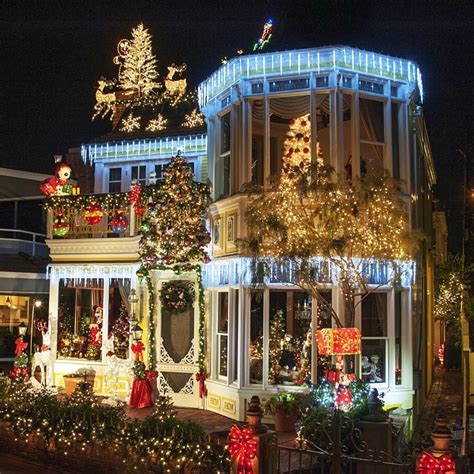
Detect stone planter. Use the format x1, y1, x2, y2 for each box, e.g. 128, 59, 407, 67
63, 376, 83, 395
273, 411, 298, 432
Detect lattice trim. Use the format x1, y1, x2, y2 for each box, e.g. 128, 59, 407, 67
159, 338, 195, 365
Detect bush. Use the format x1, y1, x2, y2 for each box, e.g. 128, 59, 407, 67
264, 391, 308, 416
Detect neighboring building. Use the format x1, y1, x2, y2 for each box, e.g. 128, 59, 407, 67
43, 46, 436, 428
0, 168, 50, 368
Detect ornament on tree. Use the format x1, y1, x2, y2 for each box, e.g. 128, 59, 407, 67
53, 213, 70, 237
110, 210, 129, 234
139, 152, 210, 270
40, 156, 73, 196
84, 203, 104, 225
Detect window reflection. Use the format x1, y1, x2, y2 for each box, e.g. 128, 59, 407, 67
58, 280, 104, 360
359, 98, 385, 175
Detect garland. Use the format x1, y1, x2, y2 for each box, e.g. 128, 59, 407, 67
145, 275, 156, 370
160, 280, 195, 313
0, 379, 230, 470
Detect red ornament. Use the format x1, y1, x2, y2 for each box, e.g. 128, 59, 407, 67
290, 119, 295, 125
416, 451, 455, 472
84, 203, 103, 225
288, 147, 294, 154
303, 147, 309, 154
303, 136, 310, 143
226, 425, 257, 474
301, 120, 307, 127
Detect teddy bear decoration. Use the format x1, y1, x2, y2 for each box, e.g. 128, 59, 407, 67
40, 155, 75, 196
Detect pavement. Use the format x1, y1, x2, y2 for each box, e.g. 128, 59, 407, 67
0, 453, 67, 473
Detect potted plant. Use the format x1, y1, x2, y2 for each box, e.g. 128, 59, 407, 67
63, 372, 84, 395
264, 391, 308, 432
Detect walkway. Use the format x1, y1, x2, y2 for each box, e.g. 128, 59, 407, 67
412, 367, 464, 446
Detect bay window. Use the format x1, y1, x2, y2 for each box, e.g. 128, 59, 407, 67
216, 291, 229, 379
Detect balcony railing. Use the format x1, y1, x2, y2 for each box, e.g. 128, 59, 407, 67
0, 228, 48, 257
45, 193, 143, 240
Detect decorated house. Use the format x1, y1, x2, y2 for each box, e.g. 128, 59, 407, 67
43, 24, 435, 427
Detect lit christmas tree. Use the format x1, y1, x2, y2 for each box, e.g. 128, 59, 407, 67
282, 114, 323, 173
119, 23, 159, 96
139, 152, 211, 269
112, 302, 129, 359
268, 309, 287, 384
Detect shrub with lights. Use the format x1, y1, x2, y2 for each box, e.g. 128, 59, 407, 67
0, 380, 230, 470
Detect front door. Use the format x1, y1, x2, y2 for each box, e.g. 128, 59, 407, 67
155, 274, 199, 408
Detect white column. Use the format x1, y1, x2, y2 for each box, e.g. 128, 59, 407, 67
48, 278, 60, 385
101, 277, 110, 363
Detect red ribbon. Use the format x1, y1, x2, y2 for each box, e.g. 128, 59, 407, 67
131, 341, 145, 361
226, 424, 257, 474
195, 372, 208, 398
416, 451, 455, 472
14, 337, 28, 357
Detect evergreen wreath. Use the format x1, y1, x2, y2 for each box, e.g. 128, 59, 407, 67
160, 280, 195, 313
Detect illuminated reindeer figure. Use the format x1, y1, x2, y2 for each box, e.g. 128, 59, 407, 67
164, 63, 187, 97
93, 77, 117, 120
32, 320, 53, 386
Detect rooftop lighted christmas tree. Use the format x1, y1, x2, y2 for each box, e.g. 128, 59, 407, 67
120, 23, 159, 96
139, 152, 211, 270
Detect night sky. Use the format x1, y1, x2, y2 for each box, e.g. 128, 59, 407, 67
1, 0, 473, 251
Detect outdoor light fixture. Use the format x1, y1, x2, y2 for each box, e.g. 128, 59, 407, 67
128, 288, 139, 326
130, 323, 143, 341
34, 300, 42, 308
18, 322, 27, 337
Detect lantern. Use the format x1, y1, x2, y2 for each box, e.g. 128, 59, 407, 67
110, 210, 129, 234
84, 203, 103, 225
316, 328, 361, 356
53, 214, 70, 236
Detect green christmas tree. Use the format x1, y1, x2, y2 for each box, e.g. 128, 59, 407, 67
139, 152, 211, 270
120, 23, 159, 96
268, 309, 287, 384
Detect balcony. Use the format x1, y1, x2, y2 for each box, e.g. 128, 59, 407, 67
45, 192, 145, 262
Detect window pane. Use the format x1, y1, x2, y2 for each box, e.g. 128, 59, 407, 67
249, 291, 263, 384
360, 98, 384, 142
361, 339, 386, 383
109, 182, 121, 193
108, 279, 131, 360
221, 113, 231, 153
362, 293, 387, 337
219, 335, 228, 377
395, 291, 402, 385
132, 166, 146, 184
360, 142, 384, 176
230, 290, 239, 383
218, 292, 228, 333
57, 279, 104, 360
343, 94, 353, 182
109, 168, 121, 181
391, 102, 400, 179
268, 290, 312, 386
251, 134, 264, 185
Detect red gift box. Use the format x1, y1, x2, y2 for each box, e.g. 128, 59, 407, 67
316, 328, 361, 356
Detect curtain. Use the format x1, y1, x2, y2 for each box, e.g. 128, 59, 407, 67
117, 280, 131, 314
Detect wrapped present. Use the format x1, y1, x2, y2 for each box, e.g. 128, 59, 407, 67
316, 328, 361, 356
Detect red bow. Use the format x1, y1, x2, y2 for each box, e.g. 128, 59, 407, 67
195, 372, 208, 398
226, 425, 257, 474
416, 451, 455, 472
15, 338, 28, 357
131, 341, 145, 361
